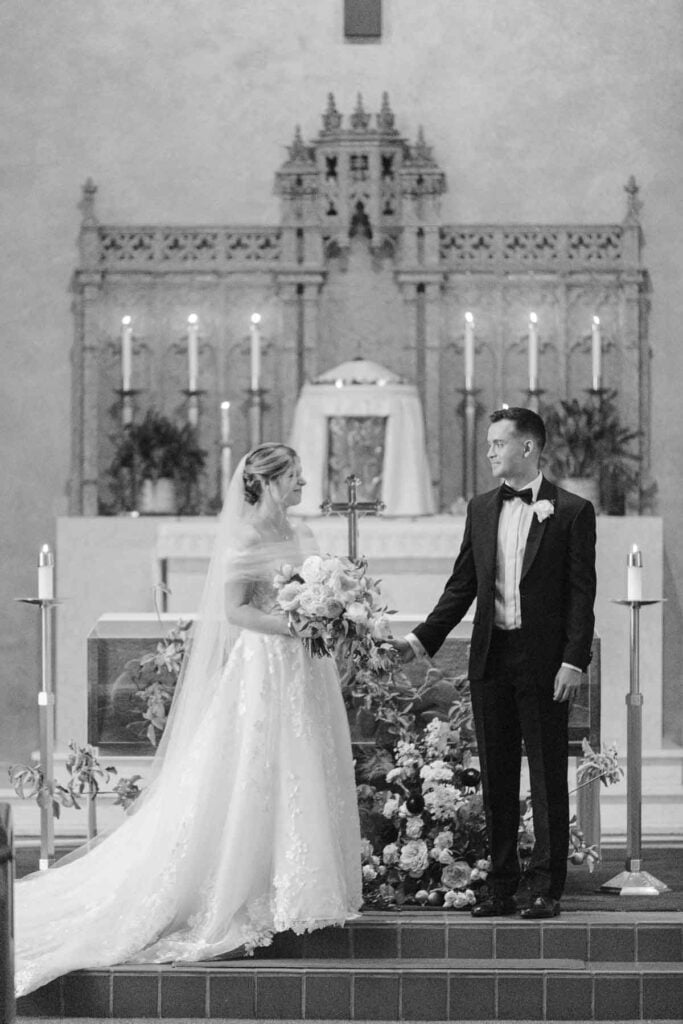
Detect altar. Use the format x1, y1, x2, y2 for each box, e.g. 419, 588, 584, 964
55, 512, 664, 760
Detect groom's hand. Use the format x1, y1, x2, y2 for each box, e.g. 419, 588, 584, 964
553, 664, 582, 702
388, 637, 416, 663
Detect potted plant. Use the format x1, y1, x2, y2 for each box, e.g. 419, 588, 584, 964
541, 390, 640, 513
108, 409, 207, 514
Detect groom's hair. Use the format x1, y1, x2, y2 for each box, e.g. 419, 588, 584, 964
490, 407, 546, 452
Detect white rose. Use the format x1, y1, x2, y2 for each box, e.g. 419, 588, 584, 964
345, 601, 370, 626
362, 864, 378, 881
532, 499, 555, 523
276, 580, 303, 611
399, 839, 429, 878
405, 815, 424, 839
382, 842, 400, 866
300, 555, 325, 583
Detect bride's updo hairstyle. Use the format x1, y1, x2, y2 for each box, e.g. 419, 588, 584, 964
243, 443, 298, 505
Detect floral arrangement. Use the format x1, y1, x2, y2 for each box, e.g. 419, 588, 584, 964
129, 618, 192, 746
275, 554, 396, 665
356, 692, 491, 908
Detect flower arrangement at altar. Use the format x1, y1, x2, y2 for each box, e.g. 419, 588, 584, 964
356, 698, 491, 909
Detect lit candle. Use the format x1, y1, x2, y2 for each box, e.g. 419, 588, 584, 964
38, 544, 54, 600
187, 314, 199, 392
627, 544, 643, 602
250, 313, 262, 391
220, 400, 231, 446
121, 316, 132, 391
528, 312, 539, 392
591, 316, 602, 391
464, 311, 475, 391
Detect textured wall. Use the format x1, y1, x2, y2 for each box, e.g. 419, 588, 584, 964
1, 0, 683, 762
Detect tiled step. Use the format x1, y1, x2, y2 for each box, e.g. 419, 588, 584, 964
17, 956, 683, 1021
256, 911, 683, 963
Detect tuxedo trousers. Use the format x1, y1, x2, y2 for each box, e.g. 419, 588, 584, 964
470, 628, 570, 901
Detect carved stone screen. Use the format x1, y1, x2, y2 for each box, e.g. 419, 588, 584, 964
71, 93, 649, 516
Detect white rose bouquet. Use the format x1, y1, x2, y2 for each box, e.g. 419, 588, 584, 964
274, 554, 397, 667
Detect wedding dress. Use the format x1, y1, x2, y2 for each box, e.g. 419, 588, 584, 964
15, 462, 361, 996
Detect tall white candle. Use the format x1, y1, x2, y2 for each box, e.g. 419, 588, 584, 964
627, 544, 643, 602
464, 312, 475, 391
591, 316, 602, 391
528, 312, 539, 392
38, 543, 54, 600
250, 313, 262, 391
121, 316, 133, 391
220, 400, 231, 446
187, 314, 199, 392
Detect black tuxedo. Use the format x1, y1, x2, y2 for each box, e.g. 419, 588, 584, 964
414, 477, 597, 900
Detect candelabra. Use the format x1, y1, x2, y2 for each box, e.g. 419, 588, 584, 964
182, 388, 205, 429
525, 386, 544, 414
601, 596, 669, 895
115, 388, 142, 427
457, 387, 481, 501
247, 387, 268, 449
15, 596, 57, 870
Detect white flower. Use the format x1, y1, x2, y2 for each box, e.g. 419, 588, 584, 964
300, 555, 325, 583
420, 760, 454, 784
276, 580, 303, 611
399, 839, 429, 878
386, 766, 409, 785
532, 499, 555, 523
423, 783, 464, 821
369, 614, 392, 640
433, 829, 454, 851
362, 864, 378, 881
405, 815, 424, 839
437, 848, 454, 865
441, 859, 472, 890
382, 796, 400, 818
444, 888, 476, 909
345, 601, 370, 626
382, 842, 400, 865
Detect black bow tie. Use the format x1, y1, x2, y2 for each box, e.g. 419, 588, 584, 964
501, 483, 533, 504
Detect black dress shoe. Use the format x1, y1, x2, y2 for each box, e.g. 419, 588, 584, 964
471, 896, 517, 917
519, 896, 560, 919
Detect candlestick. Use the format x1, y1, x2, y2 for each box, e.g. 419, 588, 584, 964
464, 312, 475, 391
591, 315, 602, 391
250, 313, 262, 391
220, 401, 231, 446
528, 312, 539, 392
121, 316, 133, 392
37, 544, 54, 601
187, 314, 199, 392
627, 544, 643, 602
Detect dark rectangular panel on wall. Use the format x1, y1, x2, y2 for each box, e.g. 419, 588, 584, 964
344, 0, 382, 39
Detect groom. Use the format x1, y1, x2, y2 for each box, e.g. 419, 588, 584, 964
394, 407, 596, 918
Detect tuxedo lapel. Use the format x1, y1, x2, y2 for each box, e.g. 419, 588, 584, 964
476, 488, 502, 580
521, 477, 556, 580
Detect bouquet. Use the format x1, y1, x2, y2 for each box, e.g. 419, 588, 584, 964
274, 554, 397, 670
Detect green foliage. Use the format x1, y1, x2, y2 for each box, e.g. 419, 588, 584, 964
541, 389, 639, 486
108, 409, 207, 513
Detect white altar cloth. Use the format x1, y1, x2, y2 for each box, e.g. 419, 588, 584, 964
288, 380, 435, 517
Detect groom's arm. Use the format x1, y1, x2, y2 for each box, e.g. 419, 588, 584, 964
411, 504, 479, 659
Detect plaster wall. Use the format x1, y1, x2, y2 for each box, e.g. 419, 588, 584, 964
1, 0, 682, 761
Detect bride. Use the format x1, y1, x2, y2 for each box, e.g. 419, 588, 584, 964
15, 443, 362, 996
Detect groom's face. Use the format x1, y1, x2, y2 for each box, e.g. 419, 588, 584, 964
486, 419, 531, 481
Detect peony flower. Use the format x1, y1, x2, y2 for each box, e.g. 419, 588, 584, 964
399, 839, 429, 878
345, 601, 370, 626
300, 555, 325, 583
405, 815, 424, 839
382, 842, 400, 866
276, 580, 303, 611
532, 499, 555, 523
440, 859, 472, 890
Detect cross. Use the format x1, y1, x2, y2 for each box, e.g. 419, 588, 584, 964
320, 475, 384, 561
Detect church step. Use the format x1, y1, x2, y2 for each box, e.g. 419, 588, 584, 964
16, 956, 683, 1021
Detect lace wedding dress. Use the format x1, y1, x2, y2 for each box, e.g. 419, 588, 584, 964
15, 573, 362, 995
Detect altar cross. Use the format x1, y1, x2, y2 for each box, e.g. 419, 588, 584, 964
320, 475, 384, 560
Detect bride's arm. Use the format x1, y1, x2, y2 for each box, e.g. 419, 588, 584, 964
224, 579, 291, 636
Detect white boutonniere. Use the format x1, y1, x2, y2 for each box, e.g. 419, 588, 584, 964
532, 499, 555, 523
